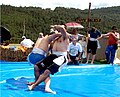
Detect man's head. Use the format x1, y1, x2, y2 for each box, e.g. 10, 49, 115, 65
91, 27, 96, 32
22, 36, 26, 39
112, 26, 117, 31
82, 36, 86, 41
39, 33, 43, 38
111, 26, 117, 33
72, 37, 77, 45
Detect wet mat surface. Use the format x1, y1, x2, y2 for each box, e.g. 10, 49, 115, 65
0, 62, 120, 97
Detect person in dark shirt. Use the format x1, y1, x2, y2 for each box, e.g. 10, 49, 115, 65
86, 27, 102, 64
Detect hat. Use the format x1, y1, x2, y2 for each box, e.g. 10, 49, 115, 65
22, 36, 26, 39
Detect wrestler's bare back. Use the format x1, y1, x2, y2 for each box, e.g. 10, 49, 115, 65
34, 33, 62, 52
39, 35, 50, 52
34, 38, 43, 48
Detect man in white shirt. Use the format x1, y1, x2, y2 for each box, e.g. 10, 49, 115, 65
67, 38, 82, 65
20, 36, 34, 48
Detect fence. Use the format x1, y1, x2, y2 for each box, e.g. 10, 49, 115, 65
0, 47, 32, 61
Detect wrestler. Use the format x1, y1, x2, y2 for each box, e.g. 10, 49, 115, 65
27, 31, 61, 93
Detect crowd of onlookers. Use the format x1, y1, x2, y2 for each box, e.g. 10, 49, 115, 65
0, 26, 120, 65
67, 26, 119, 65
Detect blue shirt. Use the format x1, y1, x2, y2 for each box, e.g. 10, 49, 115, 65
88, 30, 101, 38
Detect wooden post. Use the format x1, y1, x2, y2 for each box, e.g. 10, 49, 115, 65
88, 2, 91, 28
23, 19, 25, 36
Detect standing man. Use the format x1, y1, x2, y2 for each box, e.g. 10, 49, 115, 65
86, 27, 102, 64
103, 26, 119, 65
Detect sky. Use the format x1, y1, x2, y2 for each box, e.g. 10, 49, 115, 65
0, 0, 120, 10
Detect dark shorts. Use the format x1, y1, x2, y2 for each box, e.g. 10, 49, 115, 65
87, 40, 97, 55
36, 54, 60, 75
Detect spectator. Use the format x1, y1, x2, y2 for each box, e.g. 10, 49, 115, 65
67, 38, 82, 65
20, 36, 34, 53
78, 36, 87, 63
86, 27, 102, 64
103, 26, 119, 65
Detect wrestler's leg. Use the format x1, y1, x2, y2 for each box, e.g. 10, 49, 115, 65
28, 69, 51, 90
27, 64, 40, 85
44, 76, 56, 94
34, 64, 40, 81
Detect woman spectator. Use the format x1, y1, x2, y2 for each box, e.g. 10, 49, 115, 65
79, 36, 87, 63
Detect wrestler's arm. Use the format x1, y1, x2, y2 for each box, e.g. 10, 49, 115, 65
102, 32, 110, 38
111, 33, 119, 40
54, 25, 68, 38
55, 25, 77, 40
48, 33, 61, 42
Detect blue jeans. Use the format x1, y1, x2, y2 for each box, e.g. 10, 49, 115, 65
105, 45, 116, 64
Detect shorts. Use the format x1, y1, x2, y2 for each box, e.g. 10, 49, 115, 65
27, 52, 45, 65
36, 54, 60, 75
87, 40, 97, 55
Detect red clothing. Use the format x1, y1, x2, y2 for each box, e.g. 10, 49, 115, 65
108, 33, 118, 45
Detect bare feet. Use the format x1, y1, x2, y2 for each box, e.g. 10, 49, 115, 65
45, 88, 56, 94
26, 82, 35, 85
28, 84, 56, 94
28, 84, 35, 90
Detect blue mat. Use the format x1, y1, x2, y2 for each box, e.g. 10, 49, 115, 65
0, 62, 120, 97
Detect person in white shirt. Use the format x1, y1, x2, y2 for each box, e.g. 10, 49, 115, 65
20, 36, 34, 53
67, 38, 82, 65
20, 36, 34, 48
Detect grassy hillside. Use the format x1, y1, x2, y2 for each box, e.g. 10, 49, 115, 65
1, 5, 120, 43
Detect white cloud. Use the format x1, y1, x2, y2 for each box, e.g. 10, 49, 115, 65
0, 0, 120, 10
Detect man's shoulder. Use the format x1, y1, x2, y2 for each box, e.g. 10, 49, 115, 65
96, 30, 101, 34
